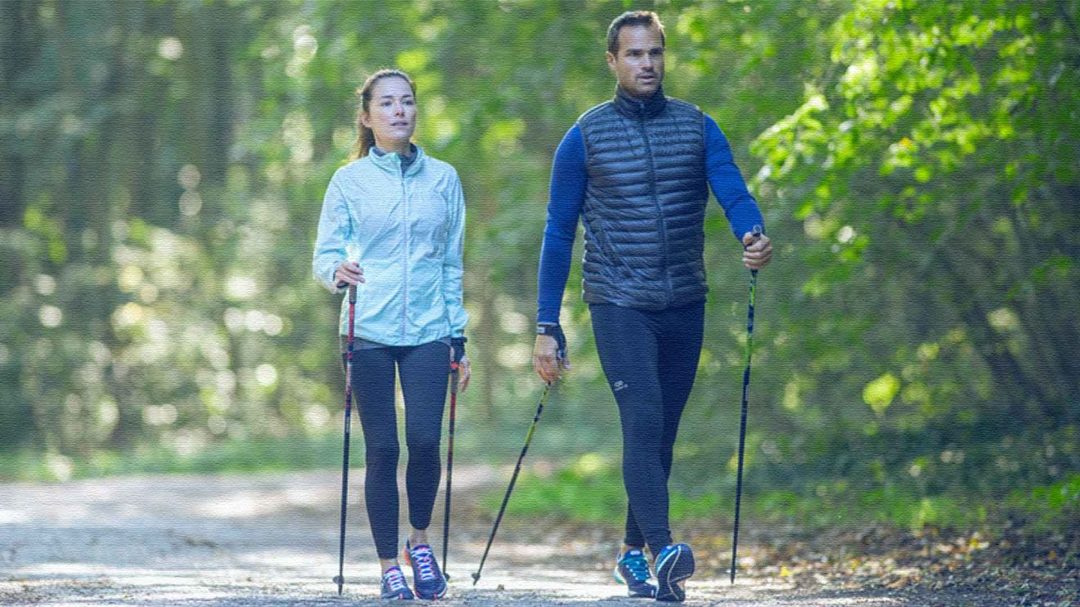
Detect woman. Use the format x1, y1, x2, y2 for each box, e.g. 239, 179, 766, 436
313, 69, 470, 601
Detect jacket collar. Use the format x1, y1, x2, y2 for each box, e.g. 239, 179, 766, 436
613, 85, 667, 119
368, 143, 424, 177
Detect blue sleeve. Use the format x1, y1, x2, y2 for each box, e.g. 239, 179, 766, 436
536, 125, 587, 324
705, 114, 765, 239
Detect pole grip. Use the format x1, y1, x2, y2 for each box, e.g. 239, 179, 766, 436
348, 284, 357, 304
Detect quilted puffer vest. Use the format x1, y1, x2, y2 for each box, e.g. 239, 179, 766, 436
577, 86, 709, 310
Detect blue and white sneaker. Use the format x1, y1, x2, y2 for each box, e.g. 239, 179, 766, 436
380, 566, 415, 600
403, 540, 448, 600
654, 543, 695, 602
614, 548, 657, 598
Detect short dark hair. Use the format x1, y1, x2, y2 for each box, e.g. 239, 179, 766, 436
606, 11, 666, 54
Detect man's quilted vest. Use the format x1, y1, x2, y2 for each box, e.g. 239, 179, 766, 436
577, 86, 709, 310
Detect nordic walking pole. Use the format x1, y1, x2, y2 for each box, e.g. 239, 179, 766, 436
730, 225, 762, 585
441, 356, 460, 580
333, 284, 357, 595
471, 382, 552, 586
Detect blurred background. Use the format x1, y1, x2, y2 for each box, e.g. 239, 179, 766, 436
1, 0, 1076, 531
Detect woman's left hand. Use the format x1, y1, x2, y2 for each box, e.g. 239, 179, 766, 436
454, 355, 471, 393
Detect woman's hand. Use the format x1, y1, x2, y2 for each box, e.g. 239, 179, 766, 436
334, 261, 365, 288
454, 355, 471, 393
450, 338, 470, 393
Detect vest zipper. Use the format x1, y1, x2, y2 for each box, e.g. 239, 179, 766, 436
637, 102, 672, 305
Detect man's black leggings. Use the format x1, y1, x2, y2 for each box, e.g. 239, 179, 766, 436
349, 340, 449, 559
590, 302, 704, 558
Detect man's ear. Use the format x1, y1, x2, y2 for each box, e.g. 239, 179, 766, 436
605, 51, 617, 72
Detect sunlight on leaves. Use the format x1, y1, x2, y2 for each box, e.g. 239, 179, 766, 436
863, 373, 900, 416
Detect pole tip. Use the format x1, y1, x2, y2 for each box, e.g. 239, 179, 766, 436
471, 572, 480, 585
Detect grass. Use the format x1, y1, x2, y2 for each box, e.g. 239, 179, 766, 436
5, 435, 1076, 536
0, 434, 348, 482
485, 452, 1080, 532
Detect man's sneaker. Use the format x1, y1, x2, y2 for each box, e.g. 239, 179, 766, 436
614, 548, 657, 598
380, 566, 415, 600
403, 540, 448, 600
654, 543, 695, 602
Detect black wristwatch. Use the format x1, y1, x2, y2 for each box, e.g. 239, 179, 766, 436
536, 323, 567, 361
450, 336, 467, 363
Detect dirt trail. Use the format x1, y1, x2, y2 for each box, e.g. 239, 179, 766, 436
0, 469, 1009, 605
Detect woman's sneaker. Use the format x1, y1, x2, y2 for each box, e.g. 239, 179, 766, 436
380, 566, 415, 600
403, 540, 448, 600
654, 543, 695, 602
614, 548, 657, 598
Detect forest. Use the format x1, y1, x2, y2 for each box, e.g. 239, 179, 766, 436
1, 0, 1077, 539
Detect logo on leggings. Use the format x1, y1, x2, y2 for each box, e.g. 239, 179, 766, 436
612, 380, 628, 392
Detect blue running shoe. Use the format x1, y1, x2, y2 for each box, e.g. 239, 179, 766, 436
654, 543, 695, 602
403, 540, 448, 600
380, 566, 415, 600
614, 548, 657, 598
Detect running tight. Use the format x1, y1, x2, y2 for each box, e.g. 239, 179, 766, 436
349, 340, 449, 559
589, 302, 704, 557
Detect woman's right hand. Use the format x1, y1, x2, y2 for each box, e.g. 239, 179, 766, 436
334, 261, 365, 288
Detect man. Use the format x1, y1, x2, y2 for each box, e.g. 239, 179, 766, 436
532, 11, 773, 603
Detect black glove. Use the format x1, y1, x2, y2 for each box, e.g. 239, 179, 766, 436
536, 323, 567, 362
450, 336, 467, 364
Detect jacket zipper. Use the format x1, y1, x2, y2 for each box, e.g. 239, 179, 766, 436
401, 161, 409, 340
637, 101, 672, 304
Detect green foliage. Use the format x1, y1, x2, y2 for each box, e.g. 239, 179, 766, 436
0, 435, 345, 481
0, 1, 1077, 538
495, 453, 627, 522
487, 459, 1078, 532
1007, 473, 1080, 531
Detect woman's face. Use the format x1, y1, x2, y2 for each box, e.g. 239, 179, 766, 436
361, 76, 416, 152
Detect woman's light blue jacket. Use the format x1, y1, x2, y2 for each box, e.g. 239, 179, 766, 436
313, 146, 468, 344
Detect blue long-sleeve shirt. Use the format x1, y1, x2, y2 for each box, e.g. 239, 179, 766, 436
536, 114, 764, 324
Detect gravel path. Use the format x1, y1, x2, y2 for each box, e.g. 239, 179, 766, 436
1, 469, 938, 605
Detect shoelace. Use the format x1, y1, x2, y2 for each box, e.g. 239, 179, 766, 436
623, 553, 651, 582
384, 568, 409, 592
410, 546, 437, 581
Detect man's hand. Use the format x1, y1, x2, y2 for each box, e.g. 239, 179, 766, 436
742, 231, 773, 270
533, 332, 568, 384
334, 261, 365, 288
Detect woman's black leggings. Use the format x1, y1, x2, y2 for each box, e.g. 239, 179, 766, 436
589, 302, 704, 557
349, 340, 449, 559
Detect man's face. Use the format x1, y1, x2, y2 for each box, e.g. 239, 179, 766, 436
606, 24, 665, 98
